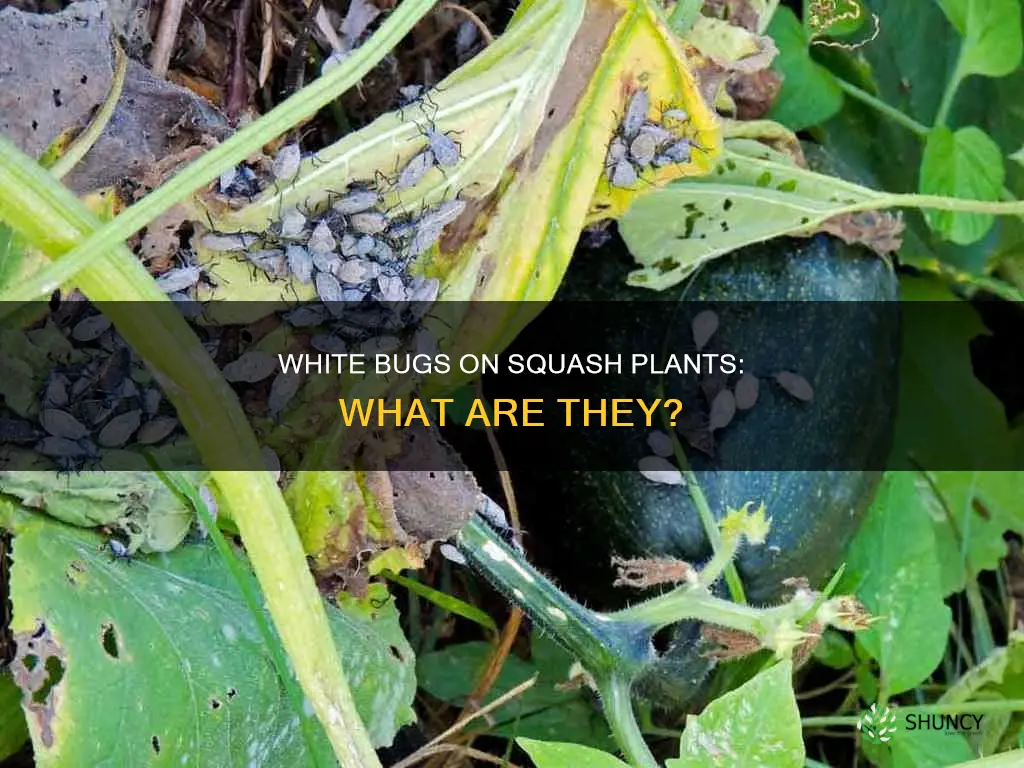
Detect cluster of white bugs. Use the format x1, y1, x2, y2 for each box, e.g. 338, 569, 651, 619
605, 88, 702, 188
0, 302, 185, 471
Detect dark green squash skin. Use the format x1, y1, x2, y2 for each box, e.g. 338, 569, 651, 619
504, 233, 900, 711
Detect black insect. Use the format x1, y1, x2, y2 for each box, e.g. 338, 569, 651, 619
107, 538, 133, 564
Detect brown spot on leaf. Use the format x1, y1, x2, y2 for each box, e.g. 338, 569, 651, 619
11, 622, 65, 748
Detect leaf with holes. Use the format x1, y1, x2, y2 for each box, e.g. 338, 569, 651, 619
666, 661, 803, 767
6, 514, 415, 765
619, 144, 886, 290
919, 127, 1005, 245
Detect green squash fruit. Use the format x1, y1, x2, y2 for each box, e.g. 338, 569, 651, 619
500, 233, 899, 710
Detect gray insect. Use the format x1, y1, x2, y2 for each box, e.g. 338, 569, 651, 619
136, 416, 178, 445
311, 250, 341, 275
349, 211, 389, 235
97, 409, 142, 448
333, 189, 380, 215
424, 128, 461, 168
629, 132, 658, 166
311, 333, 348, 354
37, 435, 98, 461
285, 304, 329, 327
279, 208, 307, 239
638, 123, 673, 144
407, 276, 440, 304
354, 235, 376, 257
42, 374, 70, 409
267, 372, 303, 420
286, 245, 315, 285
107, 538, 132, 563
272, 143, 302, 181
420, 199, 467, 229
142, 387, 162, 416
397, 149, 436, 189
340, 233, 359, 257
39, 408, 90, 440
661, 107, 689, 124
245, 250, 288, 279
664, 139, 693, 164
315, 271, 345, 304
0, 418, 42, 445
370, 239, 395, 261
607, 159, 638, 188
439, 543, 467, 566
219, 167, 239, 194
307, 220, 337, 255
407, 220, 445, 257
200, 233, 259, 252
155, 266, 202, 294
622, 88, 650, 139
262, 445, 282, 481
71, 314, 113, 342
222, 350, 278, 383
377, 275, 407, 302
334, 259, 371, 285
342, 286, 367, 302
169, 293, 204, 320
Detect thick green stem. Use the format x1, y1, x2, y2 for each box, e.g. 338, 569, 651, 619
834, 78, 929, 137
598, 674, 657, 768
610, 582, 776, 634
934, 48, 964, 128
0, 135, 380, 768
457, 515, 654, 679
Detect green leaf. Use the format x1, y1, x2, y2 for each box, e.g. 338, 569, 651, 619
417, 636, 616, 750
919, 127, 1005, 244
0, 471, 197, 554
8, 516, 416, 764
517, 738, 630, 768
891, 276, 1012, 471
619, 143, 887, 290
864, 726, 975, 768
938, 0, 1024, 78
667, 661, 803, 767
0, 671, 29, 762
918, 472, 1024, 596
842, 472, 952, 697
0, 223, 26, 292
812, 629, 856, 670
767, 7, 844, 131
382, 570, 497, 632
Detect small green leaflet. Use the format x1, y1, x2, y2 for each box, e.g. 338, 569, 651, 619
517, 738, 629, 768
667, 661, 803, 768
919, 127, 1005, 245
619, 144, 885, 290
862, 726, 974, 768
767, 7, 844, 131
841, 472, 952, 697
937, 0, 1023, 79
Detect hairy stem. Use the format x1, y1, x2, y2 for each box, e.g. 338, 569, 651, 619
599, 673, 658, 768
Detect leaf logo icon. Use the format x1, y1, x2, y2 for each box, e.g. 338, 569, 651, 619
857, 703, 898, 743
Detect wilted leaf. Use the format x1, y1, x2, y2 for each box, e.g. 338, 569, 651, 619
7, 515, 415, 763
667, 661, 803, 767
773, 371, 813, 402
842, 472, 952, 697
0, 471, 196, 553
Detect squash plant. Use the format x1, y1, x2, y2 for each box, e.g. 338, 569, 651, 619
1, 0, 1024, 766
